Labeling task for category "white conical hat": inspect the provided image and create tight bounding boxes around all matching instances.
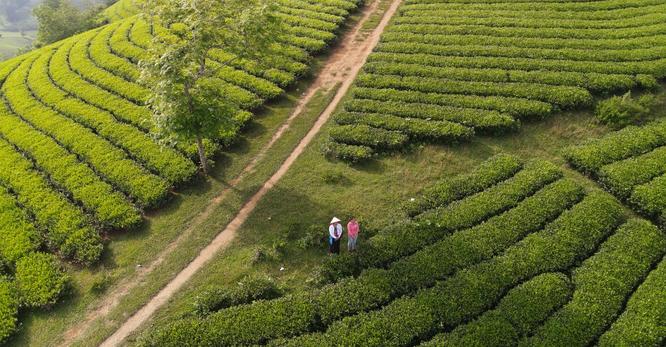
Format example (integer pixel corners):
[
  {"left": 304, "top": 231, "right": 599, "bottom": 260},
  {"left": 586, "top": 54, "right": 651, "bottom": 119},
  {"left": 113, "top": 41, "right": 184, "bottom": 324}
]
[{"left": 330, "top": 217, "right": 341, "bottom": 224}]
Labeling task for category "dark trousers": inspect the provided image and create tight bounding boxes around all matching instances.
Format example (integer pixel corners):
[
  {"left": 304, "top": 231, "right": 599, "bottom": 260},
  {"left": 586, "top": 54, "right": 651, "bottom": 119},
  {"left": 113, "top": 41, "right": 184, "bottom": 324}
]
[{"left": 329, "top": 237, "right": 341, "bottom": 254}]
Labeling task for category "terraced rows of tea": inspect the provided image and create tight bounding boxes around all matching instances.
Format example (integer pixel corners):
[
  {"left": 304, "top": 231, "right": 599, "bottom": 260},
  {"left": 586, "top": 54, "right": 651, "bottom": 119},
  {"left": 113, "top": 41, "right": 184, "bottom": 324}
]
[
  {"left": 140, "top": 154, "right": 666, "bottom": 346},
  {"left": 566, "top": 119, "right": 666, "bottom": 227},
  {"left": 327, "top": 0, "right": 666, "bottom": 161},
  {"left": 0, "top": 0, "right": 361, "bottom": 342},
  {"left": 102, "top": 0, "right": 141, "bottom": 22}
]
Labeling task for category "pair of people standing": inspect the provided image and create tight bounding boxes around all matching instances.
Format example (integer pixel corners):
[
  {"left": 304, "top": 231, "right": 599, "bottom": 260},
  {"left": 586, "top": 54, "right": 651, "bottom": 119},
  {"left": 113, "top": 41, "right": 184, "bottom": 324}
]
[{"left": 328, "top": 217, "right": 359, "bottom": 255}]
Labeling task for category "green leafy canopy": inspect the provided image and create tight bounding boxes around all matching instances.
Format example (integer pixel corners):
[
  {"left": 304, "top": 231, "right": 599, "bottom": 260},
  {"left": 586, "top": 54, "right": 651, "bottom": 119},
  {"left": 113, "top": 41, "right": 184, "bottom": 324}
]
[{"left": 140, "top": 0, "right": 279, "bottom": 148}]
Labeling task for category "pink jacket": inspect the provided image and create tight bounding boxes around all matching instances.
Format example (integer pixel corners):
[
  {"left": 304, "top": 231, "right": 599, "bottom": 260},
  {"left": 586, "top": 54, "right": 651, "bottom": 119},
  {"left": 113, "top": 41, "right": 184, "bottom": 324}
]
[{"left": 347, "top": 220, "right": 359, "bottom": 238}]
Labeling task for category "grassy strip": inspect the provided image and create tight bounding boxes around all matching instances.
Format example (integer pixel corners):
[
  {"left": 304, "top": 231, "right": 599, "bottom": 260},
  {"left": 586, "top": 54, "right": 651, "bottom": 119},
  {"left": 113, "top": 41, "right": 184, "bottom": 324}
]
[
  {"left": 403, "top": 153, "right": 522, "bottom": 217},
  {"left": 565, "top": 120, "right": 666, "bottom": 173},
  {"left": 319, "top": 159, "right": 562, "bottom": 282},
  {"left": 276, "top": 192, "right": 625, "bottom": 346},
  {"left": 138, "top": 175, "right": 584, "bottom": 346}
]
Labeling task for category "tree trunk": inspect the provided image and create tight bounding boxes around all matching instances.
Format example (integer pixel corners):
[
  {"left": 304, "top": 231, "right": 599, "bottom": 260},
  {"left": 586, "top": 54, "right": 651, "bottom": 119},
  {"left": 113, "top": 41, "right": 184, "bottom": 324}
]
[{"left": 196, "top": 136, "right": 209, "bottom": 175}]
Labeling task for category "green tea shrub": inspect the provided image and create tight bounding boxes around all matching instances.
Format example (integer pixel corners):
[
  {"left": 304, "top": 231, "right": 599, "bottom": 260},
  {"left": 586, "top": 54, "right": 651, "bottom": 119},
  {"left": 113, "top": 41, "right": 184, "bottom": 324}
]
[
  {"left": 595, "top": 92, "right": 656, "bottom": 129},
  {"left": 0, "top": 278, "right": 18, "bottom": 344},
  {"left": 598, "top": 256, "right": 666, "bottom": 346},
  {"left": 14, "top": 253, "right": 69, "bottom": 308},
  {"left": 192, "top": 275, "right": 281, "bottom": 316}
]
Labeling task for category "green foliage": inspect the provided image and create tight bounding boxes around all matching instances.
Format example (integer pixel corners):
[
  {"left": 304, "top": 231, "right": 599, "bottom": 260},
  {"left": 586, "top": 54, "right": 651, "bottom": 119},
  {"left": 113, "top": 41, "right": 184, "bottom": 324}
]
[
  {"left": 15, "top": 252, "right": 69, "bottom": 308},
  {"left": 314, "top": 193, "right": 624, "bottom": 346},
  {"left": 315, "top": 178, "right": 582, "bottom": 327},
  {"left": 595, "top": 92, "right": 656, "bottom": 129},
  {"left": 0, "top": 95, "right": 141, "bottom": 229},
  {"left": 140, "top": 0, "right": 280, "bottom": 173},
  {"left": 565, "top": 120, "right": 666, "bottom": 173},
  {"left": 294, "top": 225, "right": 327, "bottom": 250},
  {"left": 353, "top": 87, "right": 553, "bottom": 120},
  {"left": 403, "top": 153, "right": 523, "bottom": 217},
  {"left": 102, "top": 0, "right": 139, "bottom": 22},
  {"left": 630, "top": 174, "right": 666, "bottom": 218},
  {"left": 3, "top": 54, "right": 169, "bottom": 208},
  {"left": 328, "top": 0, "right": 666, "bottom": 162},
  {"left": 33, "top": 0, "right": 103, "bottom": 47},
  {"left": 329, "top": 124, "right": 409, "bottom": 150},
  {"left": 355, "top": 74, "right": 593, "bottom": 109},
  {"left": 423, "top": 273, "right": 572, "bottom": 346},
  {"left": 319, "top": 159, "right": 562, "bottom": 283},
  {"left": 191, "top": 275, "right": 281, "bottom": 317},
  {"left": 138, "top": 158, "right": 589, "bottom": 346},
  {"left": 343, "top": 99, "right": 517, "bottom": 131},
  {"left": 69, "top": 30, "right": 148, "bottom": 103},
  {"left": 29, "top": 43, "right": 197, "bottom": 185},
  {"left": 599, "top": 256, "right": 666, "bottom": 346},
  {"left": 496, "top": 273, "right": 572, "bottom": 337},
  {"left": 363, "top": 62, "right": 639, "bottom": 95},
  {"left": 140, "top": 294, "right": 319, "bottom": 346},
  {"left": 525, "top": 219, "right": 666, "bottom": 346},
  {"left": 334, "top": 112, "right": 476, "bottom": 144},
  {"left": 0, "top": 186, "right": 40, "bottom": 264},
  {"left": 598, "top": 146, "right": 666, "bottom": 199},
  {"left": 0, "top": 0, "right": 361, "bottom": 342},
  {"left": 90, "top": 272, "right": 113, "bottom": 295},
  {"left": 566, "top": 119, "right": 666, "bottom": 225},
  {"left": 323, "top": 141, "right": 374, "bottom": 163},
  {"left": 0, "top": 138, "right": 102, "bottom": 265},
  {"left": 0, "top": 278, "right": 18, "bottom": 344}
]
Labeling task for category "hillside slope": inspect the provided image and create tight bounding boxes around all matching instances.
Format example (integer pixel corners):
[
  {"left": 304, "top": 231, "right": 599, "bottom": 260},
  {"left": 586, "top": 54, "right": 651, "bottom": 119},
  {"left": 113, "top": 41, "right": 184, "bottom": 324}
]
[
  {"left": 0, "top": 0, "right": 363, "bottom": 343},
  {"left": 327, "top": 0, "right": 666, "bottom": 160}
]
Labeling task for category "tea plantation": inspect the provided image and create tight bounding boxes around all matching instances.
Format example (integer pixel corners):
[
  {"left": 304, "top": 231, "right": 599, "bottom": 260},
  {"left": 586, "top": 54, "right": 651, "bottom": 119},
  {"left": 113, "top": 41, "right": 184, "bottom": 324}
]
[
  {"left": 102, "top": 0, "right": 141, "bottom": 22},
  {"left": 139, "top": 154, "right": 666, "bottom": 346},
  {"left": 0, "top": 0, "right": 362, "bottom": 342},
  {"left": 567, "top": 119, "right": 666, "bottom": 227},
  {"left": 2, "top": 0, "right": 666, "bottom": 345},
  {"left": 327, "top": 0, "right": 666, "bottom": 161}
]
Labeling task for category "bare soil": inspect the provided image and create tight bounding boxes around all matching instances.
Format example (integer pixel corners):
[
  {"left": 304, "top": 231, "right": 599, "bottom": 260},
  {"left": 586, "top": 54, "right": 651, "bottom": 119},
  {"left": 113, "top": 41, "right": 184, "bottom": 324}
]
[{"left": 62, "top": 1, "right": 403, "bottom": 345}]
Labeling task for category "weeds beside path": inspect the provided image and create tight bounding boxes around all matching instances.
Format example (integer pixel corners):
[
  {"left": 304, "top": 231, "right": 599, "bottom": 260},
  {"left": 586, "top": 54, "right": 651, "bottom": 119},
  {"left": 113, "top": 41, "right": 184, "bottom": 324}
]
[{"left": 59, "top": 1, "right": 403, "bottom": 346}]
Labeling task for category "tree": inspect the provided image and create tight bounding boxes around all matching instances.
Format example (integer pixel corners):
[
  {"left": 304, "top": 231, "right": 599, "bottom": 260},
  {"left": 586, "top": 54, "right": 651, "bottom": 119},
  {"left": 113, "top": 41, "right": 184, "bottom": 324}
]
[
  {"left": 33, "top": 0, "right": 102, "bottom": 47},
  {"left": 140, "top": 0, "right": 279, "bottom": 175}
]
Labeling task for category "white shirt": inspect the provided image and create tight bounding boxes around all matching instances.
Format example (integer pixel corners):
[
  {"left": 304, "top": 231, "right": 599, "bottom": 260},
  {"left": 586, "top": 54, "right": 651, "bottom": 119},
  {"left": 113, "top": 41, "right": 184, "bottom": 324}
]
[{"left": 329, "top": 223, "right": 343, "bottom": 239}]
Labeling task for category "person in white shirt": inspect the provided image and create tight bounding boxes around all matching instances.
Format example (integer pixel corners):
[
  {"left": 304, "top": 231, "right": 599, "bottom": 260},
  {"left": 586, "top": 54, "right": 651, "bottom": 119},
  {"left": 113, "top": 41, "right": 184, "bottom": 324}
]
[{"left": 328, "top": 217, "right": 343, "bottom": 255}]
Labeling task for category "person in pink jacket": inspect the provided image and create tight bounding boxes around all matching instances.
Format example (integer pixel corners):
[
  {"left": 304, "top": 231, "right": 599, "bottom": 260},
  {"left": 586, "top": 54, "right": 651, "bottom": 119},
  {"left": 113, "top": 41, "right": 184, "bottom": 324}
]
[{"left": 347, "top": 217, "right": 360, "bottom": 252}]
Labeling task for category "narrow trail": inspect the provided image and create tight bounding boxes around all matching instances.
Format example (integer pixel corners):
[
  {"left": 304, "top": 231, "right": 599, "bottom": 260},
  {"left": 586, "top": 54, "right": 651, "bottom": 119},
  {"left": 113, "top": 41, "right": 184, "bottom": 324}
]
[{"left": 77, "top": 1, "right": 403, "bottom": 346}]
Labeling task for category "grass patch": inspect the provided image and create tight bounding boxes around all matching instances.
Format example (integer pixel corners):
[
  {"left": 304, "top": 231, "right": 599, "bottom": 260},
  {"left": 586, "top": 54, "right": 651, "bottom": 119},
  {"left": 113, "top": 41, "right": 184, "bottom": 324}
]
[{"left": 137, "top": 82, "right": 666, "bottom": 347}]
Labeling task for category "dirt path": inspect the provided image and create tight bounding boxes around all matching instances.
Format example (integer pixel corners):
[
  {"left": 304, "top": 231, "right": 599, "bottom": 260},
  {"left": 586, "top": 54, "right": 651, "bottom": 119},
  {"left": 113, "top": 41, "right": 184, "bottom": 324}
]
[{"left": 86, "top": 1, "right": 402, "bottom": 346}]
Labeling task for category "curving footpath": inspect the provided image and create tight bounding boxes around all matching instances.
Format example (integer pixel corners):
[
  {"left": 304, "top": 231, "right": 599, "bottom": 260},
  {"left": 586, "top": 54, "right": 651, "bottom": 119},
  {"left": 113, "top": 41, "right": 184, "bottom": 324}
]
[{"left": 97, "top": 0, "right": 403, "bottom": 345}]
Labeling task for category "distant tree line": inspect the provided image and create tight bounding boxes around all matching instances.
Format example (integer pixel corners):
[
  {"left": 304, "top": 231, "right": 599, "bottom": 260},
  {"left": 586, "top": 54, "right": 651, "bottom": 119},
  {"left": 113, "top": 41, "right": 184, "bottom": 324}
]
[{"left": 32, "top": 0, "right": 109, "bottom": 47}]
